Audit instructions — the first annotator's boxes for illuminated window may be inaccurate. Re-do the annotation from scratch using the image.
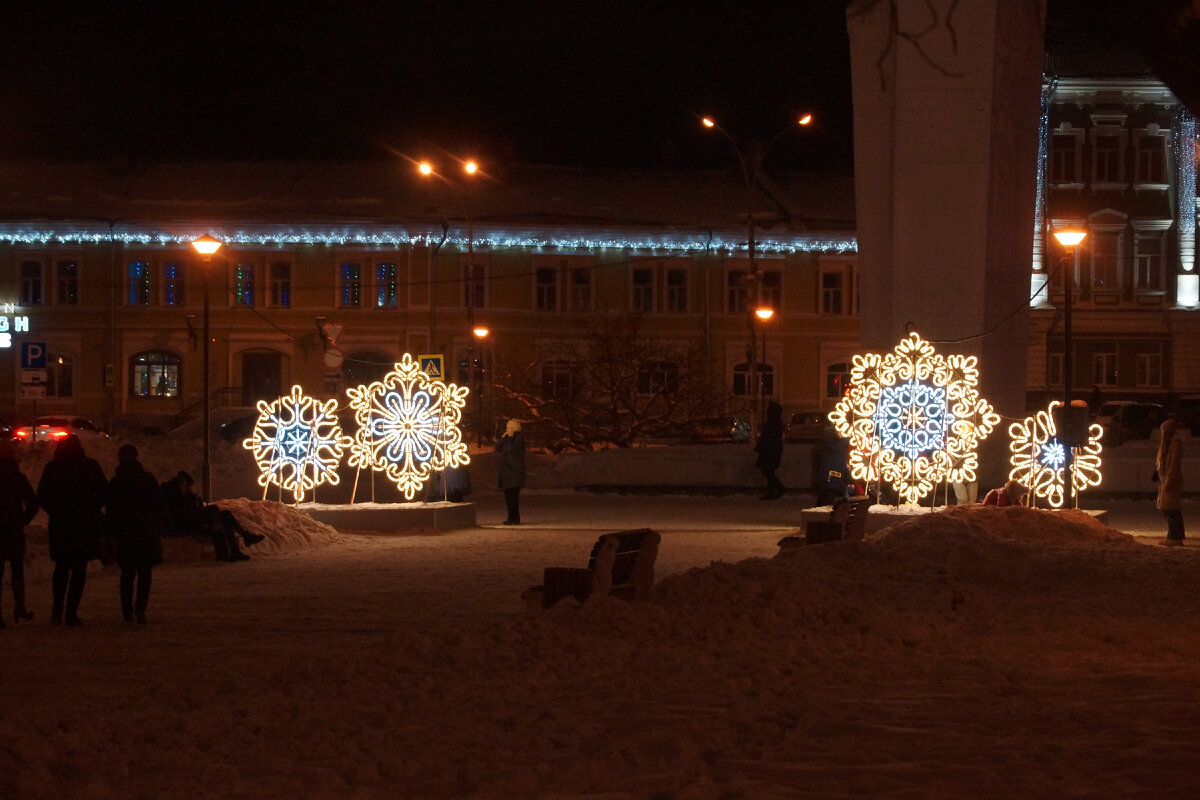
[163,262,185,306]
[56,261,78,305]
[130,351,180,398]
[234,263,256,307]
[127,261,151,306]
[632,268,654,312]
[536,267,558,311]
[18,260,44,305]
[826,362,851,399]
[666,268,688,312]
[270,262,292,307]
[374,262,397,308]
[340,262,362,308]
[569,267,591,312]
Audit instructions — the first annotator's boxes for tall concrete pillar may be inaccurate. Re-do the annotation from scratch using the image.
[847,0,1047,489]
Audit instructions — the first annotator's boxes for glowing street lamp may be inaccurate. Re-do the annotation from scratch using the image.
[1052,227,1087,508]
[190,234,222,501]
[702,113,814,438]
[417,157,482,330]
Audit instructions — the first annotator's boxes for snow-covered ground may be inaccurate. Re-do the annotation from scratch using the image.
[2,437,1199,798]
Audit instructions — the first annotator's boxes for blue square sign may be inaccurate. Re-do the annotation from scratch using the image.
[21,341,47,368]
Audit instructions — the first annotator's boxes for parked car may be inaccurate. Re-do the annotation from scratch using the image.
[1172,396,1200,436]
[1093,399,1134,428]
[1102,402,1165,445]
[785,410,829,443]
[14,415,111,445]
[0,413,35,443]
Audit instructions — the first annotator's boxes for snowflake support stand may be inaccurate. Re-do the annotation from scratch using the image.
[828,332,1000,507]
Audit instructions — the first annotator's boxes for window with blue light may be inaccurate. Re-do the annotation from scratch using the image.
[235,264,256,307]
[163,262,185,306]
[270,262,291,307]
[375,262,397,308]
[127,261,151,306]
[341,262,362,307]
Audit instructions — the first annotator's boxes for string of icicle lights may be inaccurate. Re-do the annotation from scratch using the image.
[0,228,857,255]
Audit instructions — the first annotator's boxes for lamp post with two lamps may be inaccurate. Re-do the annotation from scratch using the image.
[190,234,223,502]
[702,113,812,437]
[1052,227,1087,509]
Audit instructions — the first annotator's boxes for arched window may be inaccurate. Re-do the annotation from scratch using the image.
[130,351,181,398]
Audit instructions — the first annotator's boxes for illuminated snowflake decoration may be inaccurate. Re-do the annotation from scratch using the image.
[1008,400,1103,508]
[243,384,351,503]
[345,353,470,500]
[828,332,1000,505]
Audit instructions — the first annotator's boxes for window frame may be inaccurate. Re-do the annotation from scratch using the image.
[339,261,363,308]
[373,260,398,309]
[129,350,182,398]
[55,259,79,305]
[163,261,186,307]
[270,261,293,308]
[127,260,152,306]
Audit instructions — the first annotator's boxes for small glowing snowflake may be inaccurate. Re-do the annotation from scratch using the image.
[243,385,351,503]
[345,353,470,500]
[1009,400,1103,508]
[829,332,999,505]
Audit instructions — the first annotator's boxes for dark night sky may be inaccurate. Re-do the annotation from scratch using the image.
[0,1,856,172]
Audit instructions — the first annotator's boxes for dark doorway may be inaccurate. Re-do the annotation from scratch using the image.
[242,351,282,406]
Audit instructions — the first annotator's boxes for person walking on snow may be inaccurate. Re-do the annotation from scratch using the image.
[108,444,168,623]
[755,401,786,500]
[37,434,108,626]
[0,441,39,626]
[1156,417,1185,546]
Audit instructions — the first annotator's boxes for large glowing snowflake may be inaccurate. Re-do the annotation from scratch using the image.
[243,384,351,503]
[1008,400,1103,508]
[345,353,470,500]
[828,332,1000,505]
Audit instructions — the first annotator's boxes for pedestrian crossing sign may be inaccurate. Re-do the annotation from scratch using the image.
[418,354,444,381]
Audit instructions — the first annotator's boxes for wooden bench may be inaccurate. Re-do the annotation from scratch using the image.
[527,528,661,609]
[777,496,871,553]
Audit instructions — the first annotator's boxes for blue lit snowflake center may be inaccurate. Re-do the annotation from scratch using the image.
[1040,439,1067,470]
[873,380,955,459]
[270,404,338,472]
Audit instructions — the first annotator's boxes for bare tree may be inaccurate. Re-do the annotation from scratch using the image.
[489,312,734,449]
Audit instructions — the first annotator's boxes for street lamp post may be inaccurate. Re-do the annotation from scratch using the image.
[703,114,812,438]
[191,234,223,502]
[755,306,774,424]
[473,326,489,445]
[1053,228,1087,509]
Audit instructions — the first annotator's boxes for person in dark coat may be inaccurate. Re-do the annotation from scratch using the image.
[754,401,786,500]
[813,425,850,506]
[0,441,39,626]
[1156,418,1185,546]
[160,471,262,560]
[495,419,526,525]
[108,444,167,623]
[36,434,108,626]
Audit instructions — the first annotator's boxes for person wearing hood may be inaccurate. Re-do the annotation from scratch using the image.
[108,444,168,623]
[0,441,39,626]
[495,419,526,525]
[983,479,1030,507]
[754,401,786,500]
[36,434,108,626]
[1156,417,1185,546]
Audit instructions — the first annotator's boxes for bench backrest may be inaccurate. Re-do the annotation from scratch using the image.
[839,496,871,541]
[587,528,661,600]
